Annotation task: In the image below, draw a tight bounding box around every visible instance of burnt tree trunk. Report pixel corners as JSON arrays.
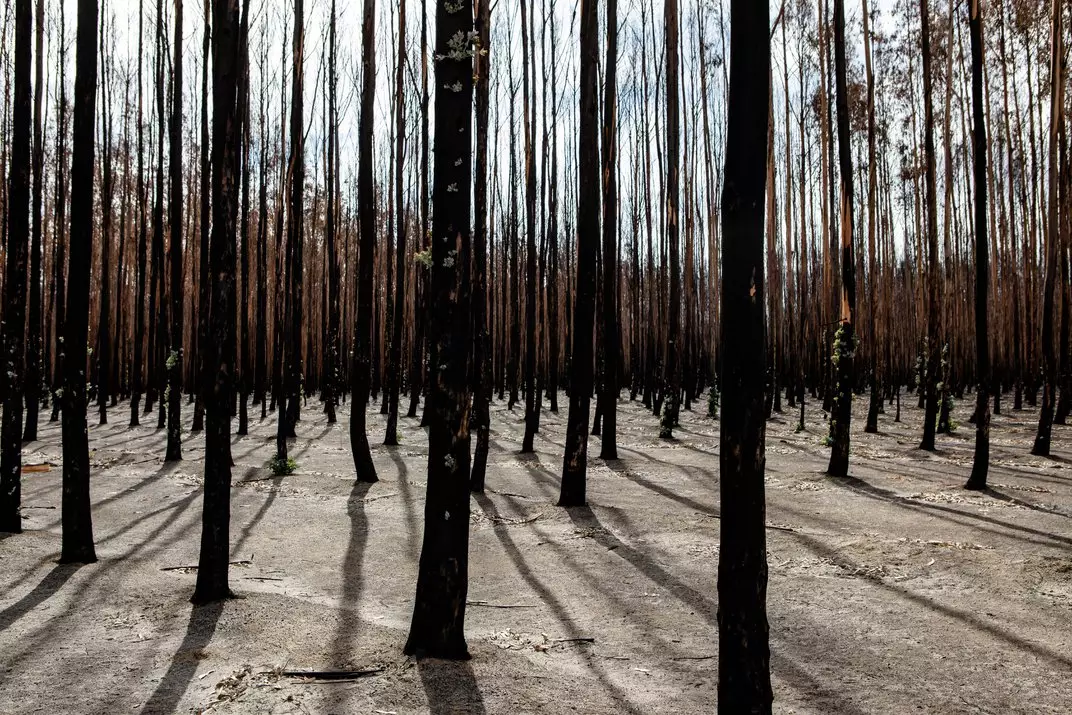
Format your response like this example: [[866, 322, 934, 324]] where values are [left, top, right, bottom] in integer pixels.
[[599, 0, 619, 459], [0, 0, 32, 533], [60, 0, 99, 564], [349, 0, 378, 483], [470, 0, 493, 492], [716, 1, 772, 710], [403, 0, 474, 659], [966, 0, 990, 490], [165, 0, 184, 460], [193, 0, 245, 605], [826, 0, 857, 478], [559, 0, 599, 507]]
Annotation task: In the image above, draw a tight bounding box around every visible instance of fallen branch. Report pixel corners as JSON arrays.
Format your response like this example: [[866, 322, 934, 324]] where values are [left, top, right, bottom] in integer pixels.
[[699, 512, 796, 532], [363, 492, 399, 503], [161, 559, 253, 572], [281, 668, 385, 681], [553, 637, 595, 644], [467, 600, 536, 609], [671, 655, 716, 661], [23, 464, 51, 473]]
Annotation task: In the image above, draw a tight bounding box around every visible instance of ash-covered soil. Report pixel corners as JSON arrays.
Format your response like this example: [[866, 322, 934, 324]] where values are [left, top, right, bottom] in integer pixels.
[[1, 391, 1070, 714]]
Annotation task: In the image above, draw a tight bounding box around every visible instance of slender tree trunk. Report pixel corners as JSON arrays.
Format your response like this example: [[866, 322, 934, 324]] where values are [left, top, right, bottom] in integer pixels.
[[22, 0, 44, 443], [1033, 0, 1063, 457], [384, 0, 407, 446], [470, 0, 493, 492], [193, 0, 246, 605], [966, 0, 990, 490], [660, 0, 681, 439], [321, 0, 339, 424], [278, 0, 304, 458], [51, 2, 69, 426], [404, 0, 475, 659], [60, 0, 99, 564], [826, 0, 858, 477], [559, 0, 599, 507], [600, 0, 619, 459], [717, 1, 772, 710], [349, 0, 378, 483], [130, 0, 146, 427], [191, 0, 210, 432], [165, 0, 184, 460], [0, 0, 32, 532], [862, 0, 880, 434], [919, 0, 942, 452]]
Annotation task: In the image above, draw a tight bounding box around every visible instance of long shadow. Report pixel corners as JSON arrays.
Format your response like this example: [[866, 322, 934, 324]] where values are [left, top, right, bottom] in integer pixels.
[[230, 475, 284, 558], [329, 480, 373, 668], [2, 496, 203, 668], [40, 461, 184, 531], [565, 506, 716, 627], [138, 601, 225, 715], [387, 449, 420, 559], [789, 528, 1072, 671], [473, 494, 643, 714], [0, 563, 84, 633], [417, 658, 487, 715], [604, 460, 717, 517], [982, 487, 1071, 520], [289, 424, 335, 463], [828, 474, 1072, 549]]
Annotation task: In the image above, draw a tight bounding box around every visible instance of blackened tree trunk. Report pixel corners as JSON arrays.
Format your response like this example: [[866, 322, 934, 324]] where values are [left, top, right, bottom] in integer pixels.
[[1033, 0, 1063, 457], [130, 0, 147, 427], [660, 0, 681, 439], [559, 0, 599, 507], [192, 0, 210, 432], [349, 0, 378, 483], [408, 0, 430, 420], [278, 0, 304, 457], [22, 0, 44, 443], [717, 1, 772, 710], [826, 0, 857, 478], [403, 0, 474, 659], [165, 0, 184, 461], [919, 0, 942, 452], [193, 0, 245, 605], [599, 0, 619, 460], [470, 0, 492, 492], [0, 0, 32, 533], [862, 0, 879, 435], [97, 17, 113, 427], [60, 0, 99, 564], [321, 0, 339, 424], [51, 1, 69, 425], [966, 0, 990, 490], [236, 26, 251, 437], [384, 0, 406, 447], [148, 0, 167, 423], [520, 0, 539, 454]]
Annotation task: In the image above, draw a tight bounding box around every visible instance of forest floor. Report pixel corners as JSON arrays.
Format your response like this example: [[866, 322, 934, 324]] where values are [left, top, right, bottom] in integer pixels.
[[1, 390, 1071, 714]]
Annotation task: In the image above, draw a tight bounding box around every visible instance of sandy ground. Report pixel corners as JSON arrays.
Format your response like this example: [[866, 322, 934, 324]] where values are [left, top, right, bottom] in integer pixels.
[[1, 389, 1071, 714]]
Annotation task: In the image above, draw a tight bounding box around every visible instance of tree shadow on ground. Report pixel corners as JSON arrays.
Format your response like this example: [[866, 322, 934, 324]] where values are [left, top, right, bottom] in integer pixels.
[[417, 657, 486, 715], [788, 527, 1072, 671], [138, 600, 225, 715], [0, 562, 84, 634], [473, 493, 643, 714], [328, 481, 372, 668], [604, 459, 717, 516], [827, 473, 1072, 549], [386, 449, 420, 559]]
